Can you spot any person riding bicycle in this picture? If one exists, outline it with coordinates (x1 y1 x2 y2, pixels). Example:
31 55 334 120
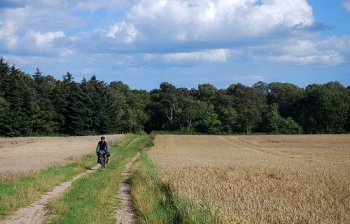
96 136 110 164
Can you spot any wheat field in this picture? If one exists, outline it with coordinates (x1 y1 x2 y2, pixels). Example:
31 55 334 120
149 135 350 224
0 135 124 181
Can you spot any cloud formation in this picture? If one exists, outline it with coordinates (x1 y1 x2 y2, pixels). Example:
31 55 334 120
0 0 318 56
0 0 349 86
106 22 138 43
122 0 314 44
266 37 350 65
90 0 327 65
27 31 65 47
0 21 18 48
344 0 350 12
145 49 232 63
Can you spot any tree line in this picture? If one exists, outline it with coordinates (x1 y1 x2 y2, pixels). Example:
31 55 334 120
1 58 350 137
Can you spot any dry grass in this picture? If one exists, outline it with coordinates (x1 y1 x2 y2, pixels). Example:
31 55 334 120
149 135 350 224
0 135 124 181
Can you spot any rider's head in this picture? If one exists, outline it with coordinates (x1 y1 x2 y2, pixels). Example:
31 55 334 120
101 136 105 142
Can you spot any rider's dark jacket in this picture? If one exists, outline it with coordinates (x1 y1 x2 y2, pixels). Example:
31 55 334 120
96 141 109 153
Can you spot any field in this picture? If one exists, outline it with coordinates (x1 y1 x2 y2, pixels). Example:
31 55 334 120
0 135 124 178
149 135 350 224
0 135 149 223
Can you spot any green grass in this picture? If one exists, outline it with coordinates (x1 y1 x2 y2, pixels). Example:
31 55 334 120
46 134 152 224
1 134 216 223
131 152 218 224
0 152 97 219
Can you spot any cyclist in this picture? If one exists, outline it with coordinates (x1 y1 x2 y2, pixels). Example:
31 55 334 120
96 136 110 164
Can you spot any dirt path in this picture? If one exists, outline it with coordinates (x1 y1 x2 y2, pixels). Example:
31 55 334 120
116 152 141 224
0 164 101 224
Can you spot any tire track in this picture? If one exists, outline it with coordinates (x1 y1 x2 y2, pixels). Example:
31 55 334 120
220 136 343 164
116 152 141 224
217 136 263 154
0 164 100 224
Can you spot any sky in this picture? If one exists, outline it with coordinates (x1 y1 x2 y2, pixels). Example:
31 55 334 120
0 0 350 90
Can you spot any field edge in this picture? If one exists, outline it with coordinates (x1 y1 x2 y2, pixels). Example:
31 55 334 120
131 148 219 224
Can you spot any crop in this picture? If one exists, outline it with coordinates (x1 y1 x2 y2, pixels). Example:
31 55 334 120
149 135 350 224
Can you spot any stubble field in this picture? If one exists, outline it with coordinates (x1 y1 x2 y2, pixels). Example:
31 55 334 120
0 135 124 180
149 135 350 224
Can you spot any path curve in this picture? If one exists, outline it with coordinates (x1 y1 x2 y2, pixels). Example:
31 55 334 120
116 152 141 224
0 164 100 224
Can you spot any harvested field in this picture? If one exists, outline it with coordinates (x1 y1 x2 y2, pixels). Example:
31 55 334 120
0 135 124 177
149 135 350 224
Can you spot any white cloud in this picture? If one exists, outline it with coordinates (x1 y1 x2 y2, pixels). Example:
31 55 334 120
266 38 350 65
269 53 345 66
1 0 349 69
321 36 350 52
0 21 19 48
73 0 131 11
125 0 314 42
344 0 350 12
162 49 231 62
0 0 317 56
60 48 75 57
26 31 65 46
106 22 138 43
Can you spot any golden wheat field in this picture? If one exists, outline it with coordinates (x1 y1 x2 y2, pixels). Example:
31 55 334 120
149 135 350 224
0 134 124 180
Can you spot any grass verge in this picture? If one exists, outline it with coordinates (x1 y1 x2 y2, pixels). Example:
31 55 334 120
46 134 152 224
131 151 218 224
0 150 97 219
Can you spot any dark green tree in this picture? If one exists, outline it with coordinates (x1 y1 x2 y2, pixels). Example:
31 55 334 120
267 82 303 119
32 69 59 134
81 75 115 134
108 81 130 132
146 82 180 131
194 103 222 134
346 86 350 132
215 90 238 133
195 84 217 104
50 72 75 133
0 66 35 136
299 84 348 133
178 97 206 131
227 83 266 133
66 81 91 135
264 104 302 134
108 81 149 133
127 90 150 132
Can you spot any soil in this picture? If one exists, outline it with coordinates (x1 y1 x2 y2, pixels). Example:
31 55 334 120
116 152 141 224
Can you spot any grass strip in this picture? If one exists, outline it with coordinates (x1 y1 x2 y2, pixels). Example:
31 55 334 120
46 134 152 224
0 148 98 219
131 152 218 224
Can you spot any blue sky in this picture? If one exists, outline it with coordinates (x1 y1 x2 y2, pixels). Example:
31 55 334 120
1 0 350 90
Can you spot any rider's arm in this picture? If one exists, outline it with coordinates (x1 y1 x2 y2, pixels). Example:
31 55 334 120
96 143 100 153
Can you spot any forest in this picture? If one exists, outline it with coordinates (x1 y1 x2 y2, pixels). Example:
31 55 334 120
1 58 349 137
